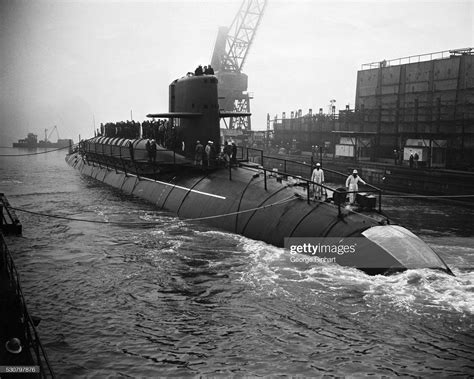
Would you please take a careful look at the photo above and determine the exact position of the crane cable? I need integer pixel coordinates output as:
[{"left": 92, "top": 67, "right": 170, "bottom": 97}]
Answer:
[{"left": 6, "top": 195, "right": 298, "bottom": 226}]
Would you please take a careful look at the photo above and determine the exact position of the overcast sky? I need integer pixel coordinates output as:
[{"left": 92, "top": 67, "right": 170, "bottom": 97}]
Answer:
[{"left": 1, "top": 0, "right": 472, "bottom": 144}]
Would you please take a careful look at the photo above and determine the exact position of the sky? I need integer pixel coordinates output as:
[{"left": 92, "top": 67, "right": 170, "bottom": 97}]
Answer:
[{"left": 0, "top": 0, "right": 472, "bottom": 144}]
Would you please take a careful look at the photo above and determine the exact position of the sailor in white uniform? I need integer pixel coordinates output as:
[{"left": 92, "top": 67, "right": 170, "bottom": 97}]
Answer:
[
  {"left": 345, "top": 169, "right": 366, "bottom": 204},
  {"left": 311, "top": 163, "right": 325, "bottom": 200}
]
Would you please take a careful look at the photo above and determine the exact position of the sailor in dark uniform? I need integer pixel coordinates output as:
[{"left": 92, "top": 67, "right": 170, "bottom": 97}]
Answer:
[
  {"left": 231, "top": 142, "right": 237, "bottom": 165},
  {"left": 128, "top": 140, "right": 134, "bottom": 162},
  {"left": 194, "top": 65, "right": 204, "bottom": 76},
  {"left": 194, "top": 140, "right": 204, "bottom": 167},
  {"left": 146, "top": 140, "right": 151, "bottom": 162},
  {"left": 150, "top": 140, "right": 157, "bottom": 163}
]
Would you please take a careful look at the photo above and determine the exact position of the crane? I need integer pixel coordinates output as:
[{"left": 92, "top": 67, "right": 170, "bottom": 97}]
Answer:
[
  {"left": 211, "top": 0, "right": 267, "bottom": 130},
  {"left": 44, "top": 125, "right": 60, "bottom": 143}
]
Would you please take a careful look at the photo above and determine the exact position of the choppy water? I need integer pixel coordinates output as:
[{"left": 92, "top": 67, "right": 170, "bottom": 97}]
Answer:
[{"left": 1, "top": 147, "right": 473, "bottom": 377}]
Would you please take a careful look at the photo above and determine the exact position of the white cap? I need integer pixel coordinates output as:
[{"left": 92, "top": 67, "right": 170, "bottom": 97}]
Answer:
[
  {"left": 353, "top": 169, "right": 358, "bottom": 174},
  {"left": 316, "top": 163, "right": 321, "bottom": 167}
]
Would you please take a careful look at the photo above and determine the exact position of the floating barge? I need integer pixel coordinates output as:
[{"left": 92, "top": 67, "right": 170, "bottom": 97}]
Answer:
[{"left": 12, "top": 132, "right": 73, "bottom": 149}]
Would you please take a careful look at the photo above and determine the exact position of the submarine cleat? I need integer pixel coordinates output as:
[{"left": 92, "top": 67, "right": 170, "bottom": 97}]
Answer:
[{"left": 66, "top": 72, "right": 453, "bottom": 276}]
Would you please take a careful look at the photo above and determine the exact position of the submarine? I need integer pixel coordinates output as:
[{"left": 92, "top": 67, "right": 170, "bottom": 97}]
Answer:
[{"left": 66, "top": 73, "right": 452, "bottom": 275}]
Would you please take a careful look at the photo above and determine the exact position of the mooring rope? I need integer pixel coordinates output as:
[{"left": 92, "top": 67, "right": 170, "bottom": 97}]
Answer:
[
  {"left": 383, "top": 194, "right": 474, "bottom": 199},
  {"left": 0, "top": 144, "right": 74, "bottom": 156},
  {"left": 7, "top": 206, "right": 154, "bottom": 225},
  {"left": 6, "top": 195, "right": 298, "bottom": 226},
  {"left": 181, "top": 194, "right": 298, "bottom": 222}
]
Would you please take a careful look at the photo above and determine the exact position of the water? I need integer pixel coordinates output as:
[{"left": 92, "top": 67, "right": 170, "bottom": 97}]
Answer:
[{"left": 1, "top": 147, "right": 473, "bottom": 377}]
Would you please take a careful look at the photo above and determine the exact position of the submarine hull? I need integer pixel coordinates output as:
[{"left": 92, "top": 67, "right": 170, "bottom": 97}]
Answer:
[{"left": 66, "top": 152, "right": 451, "bottom": 275}]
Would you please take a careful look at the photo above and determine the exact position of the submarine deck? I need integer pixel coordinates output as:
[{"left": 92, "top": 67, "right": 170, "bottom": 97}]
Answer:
[{"left": 74, "top": 142, "right": 388, "bottom": 226}]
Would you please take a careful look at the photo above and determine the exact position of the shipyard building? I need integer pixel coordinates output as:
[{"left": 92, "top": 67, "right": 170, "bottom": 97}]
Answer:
[{"left": 271, "top": 48, "right": 474, "bottom": 170}]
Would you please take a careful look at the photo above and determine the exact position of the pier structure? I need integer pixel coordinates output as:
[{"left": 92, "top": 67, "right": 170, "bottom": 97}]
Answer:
[{"left": 270, "top": 48, "right": 474, "bottom": 171}]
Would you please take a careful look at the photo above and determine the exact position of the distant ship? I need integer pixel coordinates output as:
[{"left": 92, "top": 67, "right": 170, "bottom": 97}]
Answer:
[
  {"left": 12, "top": 133, "right": 38, "bottom": 148},
  {"left": 13, "top": 126, "right": 73, "bottom": 148}
]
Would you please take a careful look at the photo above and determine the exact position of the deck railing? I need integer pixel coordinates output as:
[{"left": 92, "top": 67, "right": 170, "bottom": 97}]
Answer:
[
  {"left": 79, "top": 144, "right": 382, "bottom": 213},
  {"left": 242, "top": 147, "right": 382, "bottom": 213},
  {"left": 361, "top": 47, "right": 472, "bottom": 70}
]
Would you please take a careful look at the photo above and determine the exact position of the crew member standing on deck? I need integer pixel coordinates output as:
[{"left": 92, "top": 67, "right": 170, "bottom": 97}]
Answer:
[
  {"left": 128, "top": 140, "right": 134, "bottom": 162},
  {"left": 194, "top": 65, "right": 204, "bottom": 76},
  {"left": 146, "top": 139, "right": 152, "bottom": 162},
  {"left": 194, "top": 140, "right": 204, "bottom": 167},
  {"left": 205, "top": 141, "right": 212, "bottom": 167},
  {"left": 150, "top": 139, "right": 157, "bottom": 163},
  {"left": 345, "top": 169, "right": 366, "bottom": 204},
  {"left": 311, "top": 163, "right": 325, "bottom": 200},
  {"left": 231, "top": 141, "right": 237, "bottom": 165},
  {"left": 209, "top": 141, "right": 216, "bottom": 167},
  {"left": 223, "top": 141, "right": 232, "bottom": 168}
]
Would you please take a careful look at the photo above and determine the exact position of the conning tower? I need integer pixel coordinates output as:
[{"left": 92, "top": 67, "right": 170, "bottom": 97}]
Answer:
[
  {"left": 170, "top": 75, "right": 220, "bottom": 155},
  {"left": 148, "top": 74, "right": 250, "bottom": 156}
]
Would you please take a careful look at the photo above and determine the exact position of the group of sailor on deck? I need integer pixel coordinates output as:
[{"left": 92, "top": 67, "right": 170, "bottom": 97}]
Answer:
[
  {"left": 194, "top": 64, "right": 215, "bottom": 76},
  {"left": 194, "top": 140, "right": 237, "bottom": 168},
  {"left": 311, "top": 164, "right": 366, "bottom": 204}
]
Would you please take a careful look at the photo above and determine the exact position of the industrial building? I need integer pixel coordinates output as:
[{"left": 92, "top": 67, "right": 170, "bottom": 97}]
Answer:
[{"left": 271, "top": 48, "right": 474, "bottom": 170}]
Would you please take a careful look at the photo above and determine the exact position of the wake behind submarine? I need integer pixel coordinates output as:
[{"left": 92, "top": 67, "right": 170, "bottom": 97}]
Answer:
[{"left": 66, "top": 73, "right": 452, "bottom": 275}]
